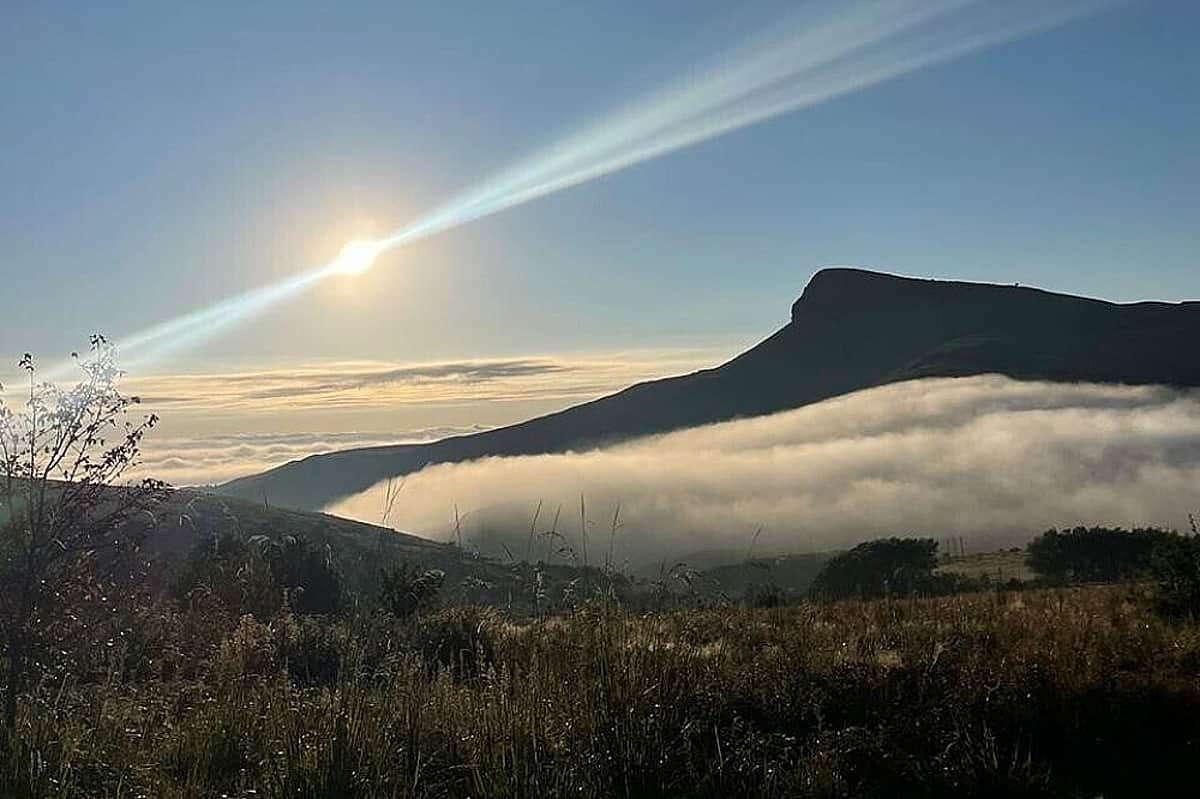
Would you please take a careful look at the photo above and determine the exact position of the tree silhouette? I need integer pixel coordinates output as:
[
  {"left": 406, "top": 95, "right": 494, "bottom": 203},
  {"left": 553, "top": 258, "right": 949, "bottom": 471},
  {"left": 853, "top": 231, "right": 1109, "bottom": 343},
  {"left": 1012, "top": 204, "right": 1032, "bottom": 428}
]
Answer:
[
  {"left": 810, "top": 537, "right": 940, "bottom": 600},
  {"left": 1026, "top": 526, "right": 1176, "bottom": 583}
]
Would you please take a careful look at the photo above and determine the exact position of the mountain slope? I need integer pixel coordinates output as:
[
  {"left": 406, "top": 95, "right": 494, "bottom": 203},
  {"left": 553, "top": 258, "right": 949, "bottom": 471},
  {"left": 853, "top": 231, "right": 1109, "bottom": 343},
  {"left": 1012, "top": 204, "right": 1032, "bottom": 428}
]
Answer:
[
  {"left": 215, "top": 268, "right": 1200, "bottom": 511},
  {"left": 134, "top": 489, "right": 547, "bottom": 598}
]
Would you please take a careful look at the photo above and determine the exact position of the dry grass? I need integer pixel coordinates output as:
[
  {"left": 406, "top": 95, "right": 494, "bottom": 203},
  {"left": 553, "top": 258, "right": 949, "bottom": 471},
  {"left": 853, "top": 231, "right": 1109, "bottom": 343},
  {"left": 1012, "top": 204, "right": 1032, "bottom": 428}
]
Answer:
[
  {"left": 936, "top": 549, "right": 1036, "bottom": 584},
  {"left": 4, "top": 586, "right": 1200, "bottom": 798}
]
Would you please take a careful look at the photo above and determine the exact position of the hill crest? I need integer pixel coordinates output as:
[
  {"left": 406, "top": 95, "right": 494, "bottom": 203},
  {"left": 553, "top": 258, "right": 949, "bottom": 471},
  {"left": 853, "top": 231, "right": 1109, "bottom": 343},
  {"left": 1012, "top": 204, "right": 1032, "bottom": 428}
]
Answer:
[{"left": 215, "top": 269, "right": 1200, "bottom": 511}]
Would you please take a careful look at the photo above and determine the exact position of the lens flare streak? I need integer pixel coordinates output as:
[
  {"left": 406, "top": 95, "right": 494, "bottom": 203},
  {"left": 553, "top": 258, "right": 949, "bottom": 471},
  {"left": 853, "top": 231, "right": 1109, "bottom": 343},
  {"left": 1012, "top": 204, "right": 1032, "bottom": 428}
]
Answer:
[{"left": 86, "top": 0, "right": 1113, "bottom": 373}]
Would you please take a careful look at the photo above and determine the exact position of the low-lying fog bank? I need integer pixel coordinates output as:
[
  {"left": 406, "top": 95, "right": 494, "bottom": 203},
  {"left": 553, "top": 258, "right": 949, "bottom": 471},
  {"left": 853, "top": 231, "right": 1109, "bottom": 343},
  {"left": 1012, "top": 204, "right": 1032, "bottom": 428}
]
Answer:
[{"left": 326, "top": 375, "right": 1200, "bottom": 568}]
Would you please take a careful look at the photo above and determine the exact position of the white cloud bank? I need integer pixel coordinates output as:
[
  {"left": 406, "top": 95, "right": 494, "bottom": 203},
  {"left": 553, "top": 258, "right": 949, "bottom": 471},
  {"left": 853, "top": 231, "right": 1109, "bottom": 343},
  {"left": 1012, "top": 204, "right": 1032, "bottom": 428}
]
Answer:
[{"left": 325, "top": 376, "right": 1200, "bottom": 566}]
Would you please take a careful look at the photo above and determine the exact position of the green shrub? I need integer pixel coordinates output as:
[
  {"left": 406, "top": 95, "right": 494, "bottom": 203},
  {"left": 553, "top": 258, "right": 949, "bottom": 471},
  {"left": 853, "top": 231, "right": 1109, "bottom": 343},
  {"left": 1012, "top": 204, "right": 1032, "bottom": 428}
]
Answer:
[
  {"left": 377, "top": 563, "right": 445, "bottom": 621},
  {"left": 279, "top": 615, "right": 343, "bottom": 688},
  {"left": 172, "top": 532, "right": 343, "bottom": 618},
  {"left": 171, "top": 531, "right": 278, "bottom": 617},
  {"left": 750, "top": 584, "right": 786, "bottom": 608},
  {"left": 1026, "top": 526, "right": 1177, "bottom": 583},
  {"left": 810, "top": 537, "right": 940, "bottom": 600},
  {"left": 413, "top": 606, "right": 500, "bottom": 679},
  {"left": 275, "top": 537, "right": 343, "bottom": 616},
  {"left": 1149, "top": 534, "right": 1200, "bottom": 620}
]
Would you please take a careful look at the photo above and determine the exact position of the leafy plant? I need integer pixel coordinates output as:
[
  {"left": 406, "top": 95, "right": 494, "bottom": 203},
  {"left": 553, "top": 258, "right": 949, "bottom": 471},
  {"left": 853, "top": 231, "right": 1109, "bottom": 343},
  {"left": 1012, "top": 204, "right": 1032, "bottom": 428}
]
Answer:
[
  {"left": 810, "top": 537, "right": 940, "bottom": 600},
  {"left": 1148, "top": 533, "right": 1200, "bottom": 620},
  {"left": 377, "top": 562, "right": 445, "bottom": 621},
  {"left": 1026, "top": 526, "right": 1177, "bottom": 583}
]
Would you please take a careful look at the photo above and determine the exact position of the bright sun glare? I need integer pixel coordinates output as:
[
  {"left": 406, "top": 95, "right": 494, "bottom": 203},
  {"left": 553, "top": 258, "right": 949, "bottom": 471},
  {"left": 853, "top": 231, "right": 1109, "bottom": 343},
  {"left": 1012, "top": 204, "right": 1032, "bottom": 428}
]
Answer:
[{"left": 330, "top": 239, "right": 383, "bottom": 276}]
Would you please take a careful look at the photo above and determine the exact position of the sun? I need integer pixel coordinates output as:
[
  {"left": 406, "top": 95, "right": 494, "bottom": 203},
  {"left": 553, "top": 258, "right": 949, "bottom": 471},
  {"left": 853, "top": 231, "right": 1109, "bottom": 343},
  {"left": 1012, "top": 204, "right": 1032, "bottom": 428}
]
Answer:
[{"left": 329, "top": 238, "right": 384, "bottom": 277}]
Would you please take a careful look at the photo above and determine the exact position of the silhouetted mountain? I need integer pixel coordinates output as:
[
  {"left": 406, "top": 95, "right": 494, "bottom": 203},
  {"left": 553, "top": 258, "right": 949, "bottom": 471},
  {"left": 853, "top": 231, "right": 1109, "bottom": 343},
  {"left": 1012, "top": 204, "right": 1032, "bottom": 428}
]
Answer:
[{"left": 215, "top": 268, "right": 1200, "bottom": 511}]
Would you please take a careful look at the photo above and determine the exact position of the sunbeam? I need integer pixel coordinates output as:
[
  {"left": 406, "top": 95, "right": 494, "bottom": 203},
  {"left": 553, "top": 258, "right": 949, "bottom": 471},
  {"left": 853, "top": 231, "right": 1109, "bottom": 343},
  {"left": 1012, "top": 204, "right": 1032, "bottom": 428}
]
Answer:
[{"left": 85, "top": 0, "right": 1113, "bottom": 374}]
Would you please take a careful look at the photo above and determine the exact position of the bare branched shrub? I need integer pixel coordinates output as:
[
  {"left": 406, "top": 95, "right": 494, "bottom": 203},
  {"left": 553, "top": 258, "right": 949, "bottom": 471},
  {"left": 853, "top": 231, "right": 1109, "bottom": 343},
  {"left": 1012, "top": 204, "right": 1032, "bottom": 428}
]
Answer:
[{"left": 0, "top": 337, "right": 166, "bottom": 726}]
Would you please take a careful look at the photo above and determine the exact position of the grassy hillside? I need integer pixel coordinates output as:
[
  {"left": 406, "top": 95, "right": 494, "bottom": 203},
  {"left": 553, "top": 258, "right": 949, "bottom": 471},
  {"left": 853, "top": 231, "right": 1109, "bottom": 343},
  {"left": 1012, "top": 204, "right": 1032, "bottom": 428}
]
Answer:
[
  {"left": 937, "top": 549, "right": 1036, "bottom": 584},
  {"left": 699, "top": 552, "right": 833, "bottom": 600},
  {"left": 123, "top": 487, "right": 679, "bottom": 615},
  {"left": 143, "top": 489, "right": 444, "bottom": 561}
]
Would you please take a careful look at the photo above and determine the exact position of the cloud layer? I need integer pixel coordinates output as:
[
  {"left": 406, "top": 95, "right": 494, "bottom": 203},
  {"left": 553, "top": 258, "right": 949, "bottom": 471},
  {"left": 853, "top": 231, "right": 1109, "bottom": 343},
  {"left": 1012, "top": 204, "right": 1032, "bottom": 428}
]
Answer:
[
  {"left": 124, "top": 350, "right": 727, "bottom": 415},
  {"left": 108, "top": 348, "right": 729, "bottom": 486},
  {"left": 326, "top": 376, "right": 1200, "bottom": 567},
  {"left": 139, "top": 428, "right": 486, "bottom": 487}
]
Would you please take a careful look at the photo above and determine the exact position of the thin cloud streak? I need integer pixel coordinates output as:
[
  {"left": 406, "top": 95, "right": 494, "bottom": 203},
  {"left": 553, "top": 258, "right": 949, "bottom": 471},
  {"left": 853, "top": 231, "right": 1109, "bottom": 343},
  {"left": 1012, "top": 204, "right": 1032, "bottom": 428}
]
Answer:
[
  {"left": 122, "top": 349, "right": 726, "bottom": 415},
  {"left": 119, "top": 348, "right": 729, "bottom": 486}
]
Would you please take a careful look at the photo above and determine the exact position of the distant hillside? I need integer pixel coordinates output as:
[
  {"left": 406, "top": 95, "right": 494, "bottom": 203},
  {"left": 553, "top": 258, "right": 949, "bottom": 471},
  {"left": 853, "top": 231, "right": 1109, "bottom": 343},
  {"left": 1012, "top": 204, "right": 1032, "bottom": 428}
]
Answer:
[
  {"left": 699, "top": 552, "right": 833, "bottom": 599},
  {"left": 114, "top": 488, "right": 631, "bottom": 609},
  {"left": 142, "top": 490, "right": 440, "bottom": 561},
  {"left": 215, "top": 268, "right": 1200, "bottom": 511},
  {"left": 135, "top": 490, "right": 509, "bottom": 593}
]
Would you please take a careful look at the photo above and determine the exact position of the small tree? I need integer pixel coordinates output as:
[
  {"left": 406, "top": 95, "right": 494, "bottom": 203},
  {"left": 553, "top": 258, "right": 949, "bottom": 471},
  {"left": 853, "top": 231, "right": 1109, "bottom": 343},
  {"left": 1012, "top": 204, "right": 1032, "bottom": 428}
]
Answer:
[
  {"left": 0, "top": 337, "right": 165, "bottom": 727},
  {"left": 810, "top": 537, "right": 940, "bottom": 601}
]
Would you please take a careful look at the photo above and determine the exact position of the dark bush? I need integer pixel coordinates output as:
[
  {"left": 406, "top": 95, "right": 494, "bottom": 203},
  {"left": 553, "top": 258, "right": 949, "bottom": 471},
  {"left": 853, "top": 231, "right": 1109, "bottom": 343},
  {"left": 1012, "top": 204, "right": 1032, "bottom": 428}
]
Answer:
[
  {"left": 172, "top": 533, "right": 342, "bottom": 618},
  {"left": 171, "top": 532, "right": 276, "bottom": 616},
  {"left": 272, "top": 537, "right": 342, "bottom": 616},
  {"left": 414, "top": 606, "right": 500, "bottom": 680},
  {"left": 378, "top": 563, "right": 445, "bottom": 621},
  {"left": 810, "top": 537, "right": 940, "bottom": 600},
  {"left": 1026, "top": 526, "right": 1177, "bottom": 583},
  {"left": 750, "top": 584, "right": 786, "bottom": 609},
  {"left": 1148, "top": 534, "right": 1200, "bottom": 620},
  {"left": 279, "top": 616, "right": 343, "bottom": 687}
]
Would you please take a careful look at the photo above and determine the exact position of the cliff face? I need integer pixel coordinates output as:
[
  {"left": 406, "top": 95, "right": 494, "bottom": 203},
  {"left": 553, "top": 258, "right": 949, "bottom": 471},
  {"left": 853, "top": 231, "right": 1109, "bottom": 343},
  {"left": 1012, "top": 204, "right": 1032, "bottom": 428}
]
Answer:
[{"left": 216, "top": 269, "right": 1200, "bottom": 511}]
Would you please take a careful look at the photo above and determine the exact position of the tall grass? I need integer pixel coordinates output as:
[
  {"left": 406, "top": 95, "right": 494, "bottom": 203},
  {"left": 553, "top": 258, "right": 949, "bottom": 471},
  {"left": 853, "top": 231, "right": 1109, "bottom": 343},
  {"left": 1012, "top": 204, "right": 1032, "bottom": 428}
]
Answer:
[{"left": 4, "top": 586, "right": 1200, "bottom": 797}]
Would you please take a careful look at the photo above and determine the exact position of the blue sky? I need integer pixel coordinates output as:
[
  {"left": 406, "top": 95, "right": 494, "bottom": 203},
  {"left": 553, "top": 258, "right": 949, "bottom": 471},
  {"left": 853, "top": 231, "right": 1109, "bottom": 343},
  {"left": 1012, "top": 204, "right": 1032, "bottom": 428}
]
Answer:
[
  {"left": 1, "top": 0, "right": 1198, "bottom": 482},
  {"left": 4, "top": 0, "right": 1197, "bottom": 363}
]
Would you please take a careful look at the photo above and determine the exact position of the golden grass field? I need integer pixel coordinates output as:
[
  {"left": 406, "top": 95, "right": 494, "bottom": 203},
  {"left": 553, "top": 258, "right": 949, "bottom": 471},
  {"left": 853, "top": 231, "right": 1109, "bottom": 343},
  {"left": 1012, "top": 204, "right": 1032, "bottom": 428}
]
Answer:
[{"left": 5, "top": 583, "right": 1200, "bottom": 798}]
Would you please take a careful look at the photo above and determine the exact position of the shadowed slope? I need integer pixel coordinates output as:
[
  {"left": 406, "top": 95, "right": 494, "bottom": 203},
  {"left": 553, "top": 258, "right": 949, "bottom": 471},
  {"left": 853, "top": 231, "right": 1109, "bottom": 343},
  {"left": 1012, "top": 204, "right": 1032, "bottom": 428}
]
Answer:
[{"left": 215, "top": 269, "right": 1200, "bottom": 511}]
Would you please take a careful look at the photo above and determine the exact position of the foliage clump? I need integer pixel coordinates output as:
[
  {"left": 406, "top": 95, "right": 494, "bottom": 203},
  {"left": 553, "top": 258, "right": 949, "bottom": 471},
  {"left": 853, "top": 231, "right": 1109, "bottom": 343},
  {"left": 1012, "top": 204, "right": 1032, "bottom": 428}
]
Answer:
[
  {"left": 1147, "top": 531, "right": 1200, "bottom": 620},
  {"left": 810, "top": 537, "right": 943, "bottom": 600},
  {"left": 1026, "top": 526, "right": 1178, "bottom": 583},
  {"left": 414, "top": 605, "right": 500, "bottom": 679},
  {"left": 377, "top": 562, "right": 445, "bottom": 621},
  {"left": 172, "top": 531, "right": 343, "bottom": 618}
]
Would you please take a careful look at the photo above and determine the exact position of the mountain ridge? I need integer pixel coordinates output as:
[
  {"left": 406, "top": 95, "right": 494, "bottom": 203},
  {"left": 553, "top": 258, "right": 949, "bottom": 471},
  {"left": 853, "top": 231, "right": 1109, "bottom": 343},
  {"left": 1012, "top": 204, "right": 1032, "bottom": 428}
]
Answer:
[{"left": 214, "top": 268, "right": 1200, "bottom": 511}]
